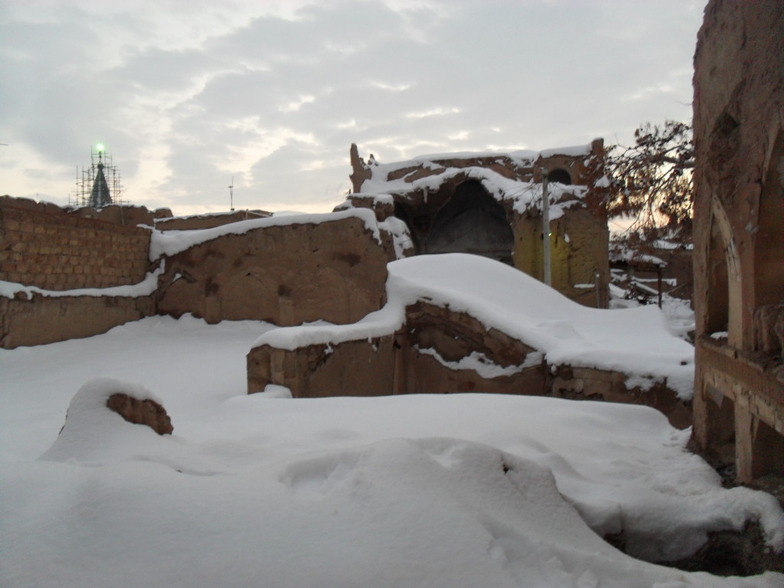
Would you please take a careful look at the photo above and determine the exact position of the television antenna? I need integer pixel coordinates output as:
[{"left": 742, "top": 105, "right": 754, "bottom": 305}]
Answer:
[{"left": 228, "top": 176, "right": 234, "bottom": 211}]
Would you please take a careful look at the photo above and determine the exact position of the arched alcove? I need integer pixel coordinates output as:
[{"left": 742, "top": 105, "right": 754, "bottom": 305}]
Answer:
[
  {"left": 393, "top": 200, "right": 421, "bottom": 253},
  {"left": 706, "top": 199, "right": 743, "bottom": 346},
  {"left": 754, "top": 131, "right": 784, "bottom": 310},
  {"left": 425, "top": 180, "right": 514, "bottom": 264},
  {"left": 705, "top": 221, "right": 730, "bottom": 337},
  {"left": 547, "top": 168, "right": 572, "bottom": 185}
]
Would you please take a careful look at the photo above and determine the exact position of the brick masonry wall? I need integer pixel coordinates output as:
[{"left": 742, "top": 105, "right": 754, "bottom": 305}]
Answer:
[{"left": 0, "top": 201, "right": 151, "bottom": 290}]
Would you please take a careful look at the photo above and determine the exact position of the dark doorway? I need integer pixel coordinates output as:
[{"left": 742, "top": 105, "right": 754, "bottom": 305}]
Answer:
[
  {"left": 425, "top": 180, "right": 514, "bottom": 264},
  {"left": 547, "top": 168, "right": 572, "bottom": 185}
]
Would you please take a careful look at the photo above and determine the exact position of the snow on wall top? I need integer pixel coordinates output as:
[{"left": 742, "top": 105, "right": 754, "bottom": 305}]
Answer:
[
  {"left": 149, "top": 208, "right": 381, "bottom": 261},
  {"left": 386, "top": 143, "right": 593, "bottom": 165},
  {"left": 356, "top": 144, "right": 596, "bottom": 218},
  {"left": 254, "top": 253, "right": 694, "bottom": 398},
  {"left": 538, "top": 144, "right": 594, "bottom": 158},
  {"left": 360, "top": 166, "right": 585, "bottom": 221},
  {"left": 0, "top": 265, "right": 164, "bottom": 300}
]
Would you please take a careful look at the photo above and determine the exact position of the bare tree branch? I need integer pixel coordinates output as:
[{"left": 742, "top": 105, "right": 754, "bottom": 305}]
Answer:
[{"left": 605, "top": 120, "right": 693, "bottom": 236}]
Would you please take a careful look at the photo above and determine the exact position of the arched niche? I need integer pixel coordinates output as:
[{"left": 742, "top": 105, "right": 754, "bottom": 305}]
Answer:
[
  {"left": 425, "top": 179, "right": 514, "bottom": 264},
  {"left": 705, "top": 221, "right": 730, "bottom": 337},
  {"left": 393, "top": 200, "right": 420, "bottom": 253},
  {"left": 754, "top": 131, "right": 784, "bottom": 308},
  {"left": 706, "top": 198, "right": 743, "bottom": 346},
  {"left": 547, "top": 168, "right": 572, "bottom": 186}
]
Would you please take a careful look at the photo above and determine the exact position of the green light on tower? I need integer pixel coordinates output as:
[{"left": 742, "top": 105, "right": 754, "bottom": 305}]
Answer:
[{"left": 95, "top": 143, "right": 105, "bottom": 153}]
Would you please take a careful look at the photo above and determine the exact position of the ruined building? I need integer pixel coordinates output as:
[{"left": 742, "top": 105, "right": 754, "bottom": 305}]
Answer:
[
  {"left": 1, "top": 136, "right": 691, "bottom": 426},
  {"left": 691, "top": 0, "right": 784, "bottom": 483},
  {"left": 341, "top": 140, "right": 610, "bottom": 308}
]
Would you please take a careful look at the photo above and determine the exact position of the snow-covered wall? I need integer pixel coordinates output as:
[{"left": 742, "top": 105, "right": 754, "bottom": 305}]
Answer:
[
  {"left": 0, "top": 197, "right": 151, "bottom": 290},
  {"left": 248, "top": 254, "right": 694, "bottom": 427},
  {"left": 0, "top": 202, "right": 398, "bottom": 347},
  {"left": 155, "top": 211, "right": 391, "bottom": 326}
]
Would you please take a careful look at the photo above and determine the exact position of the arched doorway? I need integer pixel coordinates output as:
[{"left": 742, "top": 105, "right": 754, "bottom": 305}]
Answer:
[
  {"left": 547, "top": 168, "right": 572, "bottom": 185},
  {"left": 425, "top": 180, "right": 514, "bottom": 264}
]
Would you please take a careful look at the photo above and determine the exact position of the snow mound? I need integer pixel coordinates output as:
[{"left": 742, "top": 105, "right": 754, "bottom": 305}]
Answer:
[
  {"left": 274, "top": 436, "right": 691, "bottom": 587},
  {"left": 40, "top": 378, "right": 173, "bottom": 465},
  {"left": 2, "top": 319, "right": 783, "bottom": 586},
  {"left": 260, "top": 383, "right": 293, "bottom": 398}
]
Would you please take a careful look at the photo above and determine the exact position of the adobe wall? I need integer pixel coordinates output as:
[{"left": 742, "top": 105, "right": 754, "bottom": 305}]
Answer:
[
  {"left": 153, "top": 210, "right": 270, "bottom": 231},
  {"left": 248, "top": 337, "right": 397, "bottom": 398},
  {"left": 399, "top": 302, "right": 547, "bottom": 395},
  {"left": 692, "top": 0, "right": 784, "bottom": 482},
  {"left": 69, "top": 204, "right": 173, "bottom": 226},
  {"left": 0, "top": 198, "right": 150, "bottom": 290},
  {"left": 345, "top": 140, "right": 610, "bottom": 308},
  {"left": 156, "top": 215, "right": 389, "bottom": 325},
  {"left": 349, "top": 139, "right": 605, "bottom": 194},
  {"left": 0, "top": 293, "right": 154, "bottom": 349},
  {"left": 247, "top": 302, "right": 545, "bottom": 399},
  {"left": 248, "top": 300, "right": 689, "bottom": 427},
  {"left": 1, "top": 198, "right": 391, "bottom": 348},
  {"left": 550, "top": 365, "right": 692, "bottom": 429},
  {"left": 513, "top": 207, "right": 610, "bottom": 308}
]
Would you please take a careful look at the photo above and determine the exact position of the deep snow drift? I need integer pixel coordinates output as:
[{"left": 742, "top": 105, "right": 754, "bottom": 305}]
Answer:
[{"left": 1, "top": 315, "right": 782, "bottom": 587}]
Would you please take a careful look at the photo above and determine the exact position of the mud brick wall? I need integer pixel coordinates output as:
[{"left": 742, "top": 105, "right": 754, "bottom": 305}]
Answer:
[
  {"left": 0, "top": 201, "right": 151, "bottom": 290},
  {"left": 156, "top": 215, "right": 389, "bottom": 326},
  {"left": 0, "top": 294, "right": 155, "bottom": 349},
  {"left": 153, "top": 209, "right": 270, "bottom": 231}
]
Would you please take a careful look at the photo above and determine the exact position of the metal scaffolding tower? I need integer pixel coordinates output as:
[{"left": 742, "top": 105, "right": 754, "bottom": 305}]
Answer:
[{"left": 70, "top": 144, "right": 125, "bottom": 208}]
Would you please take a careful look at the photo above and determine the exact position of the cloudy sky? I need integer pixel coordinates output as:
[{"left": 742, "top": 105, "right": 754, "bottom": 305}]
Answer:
[{"left": 1, "top": 0, "right": 705, "bottom": 216}]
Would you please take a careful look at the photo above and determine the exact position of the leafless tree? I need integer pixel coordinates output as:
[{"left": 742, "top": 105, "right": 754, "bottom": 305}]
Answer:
[{"left": 606, "top": 120, "right": 694, "bottom": 238}]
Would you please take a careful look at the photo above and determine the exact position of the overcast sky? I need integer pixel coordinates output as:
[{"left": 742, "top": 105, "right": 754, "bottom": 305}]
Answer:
[{"left": 1, "top": 0, "right": 705, "bottom": 216}]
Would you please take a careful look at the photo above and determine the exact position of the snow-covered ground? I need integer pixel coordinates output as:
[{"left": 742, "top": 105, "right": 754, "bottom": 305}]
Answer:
[{"left": 2, "top": 314, "right": 783, "bottom": 587}]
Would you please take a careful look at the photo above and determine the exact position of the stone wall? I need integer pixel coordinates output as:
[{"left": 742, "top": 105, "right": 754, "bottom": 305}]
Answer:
[
  {"left": 692, "top": 0, "right": 784, "bottom": 482},
  {"left": 0, "top": 198, "right": 151, "bottom": 290},
  {"left": 156, "top": 215, "right": 389, "bottom": 325}
]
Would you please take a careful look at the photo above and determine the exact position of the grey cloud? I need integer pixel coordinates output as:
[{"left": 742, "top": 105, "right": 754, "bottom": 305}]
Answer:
[{"left": 0, "top": 0, "right": 704, "bottom": 212}]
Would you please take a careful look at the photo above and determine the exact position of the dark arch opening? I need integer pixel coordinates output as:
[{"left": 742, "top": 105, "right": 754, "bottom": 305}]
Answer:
[
  {"left": 393, "top": 200, "right": 423, "bottom": 254},
  {"left": 547, "top": 168, "right": 572, "bottom": 185},
  {"left": 705, "top": 221, "right": 730, "bottom": 337},
  {"left": 425, "top": 179, "right": 514, "bottom": 264}
]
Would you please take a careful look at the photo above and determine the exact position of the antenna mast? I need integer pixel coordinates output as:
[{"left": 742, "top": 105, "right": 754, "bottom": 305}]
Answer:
[{"left": 229, "top": 176, "right": 234, "bottom": 211}]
